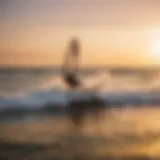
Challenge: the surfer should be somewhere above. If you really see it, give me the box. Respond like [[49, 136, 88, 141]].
[[62, 37, 103, 91], [62, 37, 82, 89], [62, 37, 106, 133]]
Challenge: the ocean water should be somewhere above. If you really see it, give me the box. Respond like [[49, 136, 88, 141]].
[[1, 67, 160, 117], [1, 68, 160, 159], [0, 67, 160, 102]]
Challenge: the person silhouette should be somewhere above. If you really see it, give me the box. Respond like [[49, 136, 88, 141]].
[[62, 37, 82, 89], [62, 37, 106, 133], [62, 37, 105, 91]]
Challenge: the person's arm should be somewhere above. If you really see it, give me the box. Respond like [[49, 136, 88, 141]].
[[62, 51, 80, 74], [73, 54, 80, 73], [62, 51, 70, 75]]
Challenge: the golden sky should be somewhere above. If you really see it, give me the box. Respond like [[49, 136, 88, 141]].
[[1, 0, 160, 67]]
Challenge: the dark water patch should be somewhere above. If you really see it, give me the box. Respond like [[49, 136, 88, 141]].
[[0, 102, 67, 122], [0, 139, 159, 160]]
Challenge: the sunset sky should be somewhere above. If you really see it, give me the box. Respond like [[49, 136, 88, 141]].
[[1, 0, 160, 67]]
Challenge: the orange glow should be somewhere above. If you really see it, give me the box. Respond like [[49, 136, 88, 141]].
[[1, 0, 160, 67], [0, 26, 159, 67]]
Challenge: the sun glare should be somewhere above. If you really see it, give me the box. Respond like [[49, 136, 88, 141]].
[[148, 28, 160, 58], [151, 40, 160, 57]]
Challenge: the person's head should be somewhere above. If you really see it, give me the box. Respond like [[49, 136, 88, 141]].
[[69, 37, 80, 56]]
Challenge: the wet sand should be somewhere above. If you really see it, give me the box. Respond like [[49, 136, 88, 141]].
[[0, 107, 160, 160]]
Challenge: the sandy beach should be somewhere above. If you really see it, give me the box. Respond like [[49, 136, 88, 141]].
[[0, 107, 160, 160]]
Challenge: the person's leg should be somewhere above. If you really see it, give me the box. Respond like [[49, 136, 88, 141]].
[[67, 105, 85, 134], [64, 73, 82, 89]]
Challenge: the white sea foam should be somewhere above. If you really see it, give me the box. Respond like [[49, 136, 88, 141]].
[[0, 70, 160, 110]]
